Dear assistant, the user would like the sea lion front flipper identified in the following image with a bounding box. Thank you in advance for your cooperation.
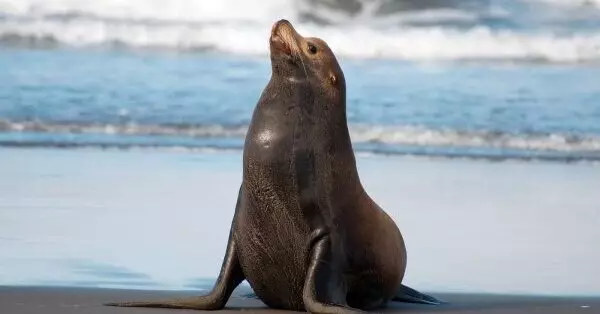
[104,228,244,310]
[302,235,365,314]
[391,284,445,305]
[104,188,246,310]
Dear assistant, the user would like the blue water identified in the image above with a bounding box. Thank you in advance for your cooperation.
[1,0,600,162]
[1,48,599,162]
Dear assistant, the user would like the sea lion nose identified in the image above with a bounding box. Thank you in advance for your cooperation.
[277,19,291,25]
[272,19,292,36]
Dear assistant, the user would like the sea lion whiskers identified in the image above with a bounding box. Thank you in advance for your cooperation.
[275,22,309,81]
[286,31,309,81]
[297,49,310,81]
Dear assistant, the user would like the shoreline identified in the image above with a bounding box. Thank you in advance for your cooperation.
[1,285,598,313]
[1,145,599,166]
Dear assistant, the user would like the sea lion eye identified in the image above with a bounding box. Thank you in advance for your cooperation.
[307,43,317,54]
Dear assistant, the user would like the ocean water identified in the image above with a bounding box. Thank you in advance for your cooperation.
[1,0,600,298]
[1,0,600,162]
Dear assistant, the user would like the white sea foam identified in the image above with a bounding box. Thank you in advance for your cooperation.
[2,120,600,154]
[349,125,600,153]
[535,0,600,8]
[0,0,296,23]
[1,0,599,63]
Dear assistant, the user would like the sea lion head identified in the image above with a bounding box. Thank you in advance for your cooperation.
[269,19,345,100]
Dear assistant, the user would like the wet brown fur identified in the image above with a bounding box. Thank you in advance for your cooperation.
[104,19,440,313]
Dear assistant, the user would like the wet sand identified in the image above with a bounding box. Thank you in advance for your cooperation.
[3,148,600,295]
[2,148,600,314]
[1,286,598,314]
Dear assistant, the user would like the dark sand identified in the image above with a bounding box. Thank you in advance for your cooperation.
[1,286,598,314]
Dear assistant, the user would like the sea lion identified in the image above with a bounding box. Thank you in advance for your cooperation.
[105,19,441,312]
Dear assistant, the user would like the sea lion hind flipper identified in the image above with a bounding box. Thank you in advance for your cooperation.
[391,284,445,305]
[302,235,365,314]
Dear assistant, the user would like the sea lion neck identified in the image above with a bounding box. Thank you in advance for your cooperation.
[268,54,311,82]
[261,73,345,120]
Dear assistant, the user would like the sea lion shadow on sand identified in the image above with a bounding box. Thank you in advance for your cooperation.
[105,19,444,313]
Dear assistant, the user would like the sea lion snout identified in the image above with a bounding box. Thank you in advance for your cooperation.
[269,19,301,56]
[271,19,292,36]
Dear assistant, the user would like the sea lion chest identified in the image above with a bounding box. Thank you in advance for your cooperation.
[235,103,322,310]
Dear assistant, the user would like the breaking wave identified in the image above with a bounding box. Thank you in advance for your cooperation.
[2,120,599,162]
[1,0,600,63]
